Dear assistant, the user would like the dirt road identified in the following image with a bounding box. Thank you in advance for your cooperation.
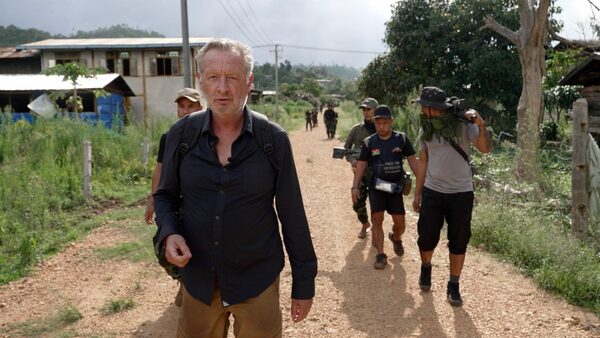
[1,125,599,337]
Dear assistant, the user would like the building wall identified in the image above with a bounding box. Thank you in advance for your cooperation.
[37,48,202,122]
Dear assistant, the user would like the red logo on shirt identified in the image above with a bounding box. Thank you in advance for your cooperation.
[371,148,380,156]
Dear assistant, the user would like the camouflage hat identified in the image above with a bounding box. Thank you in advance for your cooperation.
[359,97,379,109]
[373,105,393,119]
[174,87,202,103]
[414,86,453,110]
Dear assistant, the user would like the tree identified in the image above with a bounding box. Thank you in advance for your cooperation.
[481,0,552,181]
[359,0,522,131]
[43,62,105,112]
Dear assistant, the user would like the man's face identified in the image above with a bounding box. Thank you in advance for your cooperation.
[176,98,202,118]
[197,49,253,117]
[361,107,375,121]
[374,117,393,137]
[420,105,446,118]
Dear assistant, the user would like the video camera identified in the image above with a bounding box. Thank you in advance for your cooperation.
[332,147,360,159]
[447,96,475,123]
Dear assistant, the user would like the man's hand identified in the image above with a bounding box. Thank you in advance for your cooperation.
[413,194,421,213]
[351,187,360,204]
[144,198,154,224]
[291,298,313,323]
[165,234,192,268]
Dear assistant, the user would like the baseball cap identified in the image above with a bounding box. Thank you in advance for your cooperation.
[359,97,379,109]
[174,88,202,103]
[373,105,392,119]
[414,86,453,110]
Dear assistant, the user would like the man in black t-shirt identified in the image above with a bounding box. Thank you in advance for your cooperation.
[144,88,203,224]
[352,105,418,269]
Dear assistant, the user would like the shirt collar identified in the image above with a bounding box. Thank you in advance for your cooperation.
[200,106,254,136]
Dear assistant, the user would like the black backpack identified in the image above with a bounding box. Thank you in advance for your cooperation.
[153,109,279,279]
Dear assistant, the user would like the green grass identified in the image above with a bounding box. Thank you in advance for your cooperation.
[2,303,83,337]
[471,143,600,315]
[101,298,135,315]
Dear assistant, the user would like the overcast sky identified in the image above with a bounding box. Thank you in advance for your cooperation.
[0,0,594,68]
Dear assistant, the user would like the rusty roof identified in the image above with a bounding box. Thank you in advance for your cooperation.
[0,47,40,59]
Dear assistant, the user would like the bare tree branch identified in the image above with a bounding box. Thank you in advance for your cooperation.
[481,15,518,45]
[586,0,600,12]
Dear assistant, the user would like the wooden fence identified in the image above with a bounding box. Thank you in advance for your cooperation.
[571,98,599,236]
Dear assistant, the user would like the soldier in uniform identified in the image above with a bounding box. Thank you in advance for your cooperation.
[343,98,378,239]
[323,104,338,139]
[305,109,313,131]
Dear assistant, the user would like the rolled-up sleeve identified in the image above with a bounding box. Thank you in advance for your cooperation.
[273,130,318,300]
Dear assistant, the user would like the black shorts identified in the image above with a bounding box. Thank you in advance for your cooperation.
[417,186,474,255]
[368,188,406,215]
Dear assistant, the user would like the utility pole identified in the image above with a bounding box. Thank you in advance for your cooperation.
[273,44,280,121]
[180,0,192,88]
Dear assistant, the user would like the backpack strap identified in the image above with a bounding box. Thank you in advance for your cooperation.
[175,111,207,181]
[445,137,471,164]
[250,110,280,172]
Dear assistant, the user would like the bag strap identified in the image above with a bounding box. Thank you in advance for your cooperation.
[251,110,280,172]
[445,137,470,164]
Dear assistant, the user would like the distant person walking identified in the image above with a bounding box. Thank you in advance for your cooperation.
[323,104,338,139]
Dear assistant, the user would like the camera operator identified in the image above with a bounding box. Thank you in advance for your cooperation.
[412,86,492,306]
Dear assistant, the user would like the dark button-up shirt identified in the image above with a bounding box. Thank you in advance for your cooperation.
[154,107,317,306]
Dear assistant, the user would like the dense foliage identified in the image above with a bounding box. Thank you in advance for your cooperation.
[359,0,523,132]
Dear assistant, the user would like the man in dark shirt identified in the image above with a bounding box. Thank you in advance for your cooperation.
[144,87,203,225]
[323,104,338,139]
[352,105,418,269]
[154,38,317,337]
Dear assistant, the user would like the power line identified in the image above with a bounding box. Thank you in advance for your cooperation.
[234,0,271,45]
[240,0,273,45]
[253,43,385,55]
[224,0,266,45]
[216,0,259,45]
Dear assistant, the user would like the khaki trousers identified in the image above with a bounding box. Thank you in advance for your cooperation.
[177,277,282,338]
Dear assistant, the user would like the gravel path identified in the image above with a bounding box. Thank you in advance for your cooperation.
[1,124,599,337]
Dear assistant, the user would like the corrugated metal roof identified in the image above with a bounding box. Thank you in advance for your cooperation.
[0,73,135,96]
[0,47,40,59]
[17,37,213,50]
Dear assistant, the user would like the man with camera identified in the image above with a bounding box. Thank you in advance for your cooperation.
[412,86,492,306]
[343,98,378,239]
[352,105,418,269]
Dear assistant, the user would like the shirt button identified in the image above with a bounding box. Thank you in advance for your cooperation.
[220,190,224,194]
[215,215,220,220]
[210,267,215,271]
[222,168,227,172]
[214,241,219,245]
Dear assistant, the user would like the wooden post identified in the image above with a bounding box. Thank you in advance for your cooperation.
[83,140,92,202]
[572,98,589,236]
[141,137,150,167]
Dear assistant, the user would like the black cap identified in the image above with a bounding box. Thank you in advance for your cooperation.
[414,86,453,110]
[373,105,392,119]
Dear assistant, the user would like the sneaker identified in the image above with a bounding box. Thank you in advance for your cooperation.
[447,282,463,306]
[388,232,404,256]
[419,265,432,291]
[374,253,388,269]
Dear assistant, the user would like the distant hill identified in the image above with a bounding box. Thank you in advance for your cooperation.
[0,24,164,47]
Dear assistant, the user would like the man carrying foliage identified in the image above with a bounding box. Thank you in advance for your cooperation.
[412,86,492,306]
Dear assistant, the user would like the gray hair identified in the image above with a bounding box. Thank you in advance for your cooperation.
[195,38,254,79]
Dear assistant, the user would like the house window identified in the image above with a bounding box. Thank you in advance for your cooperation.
[54,52,85,66]
[106,51,137,76]
[151,51,180,76]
